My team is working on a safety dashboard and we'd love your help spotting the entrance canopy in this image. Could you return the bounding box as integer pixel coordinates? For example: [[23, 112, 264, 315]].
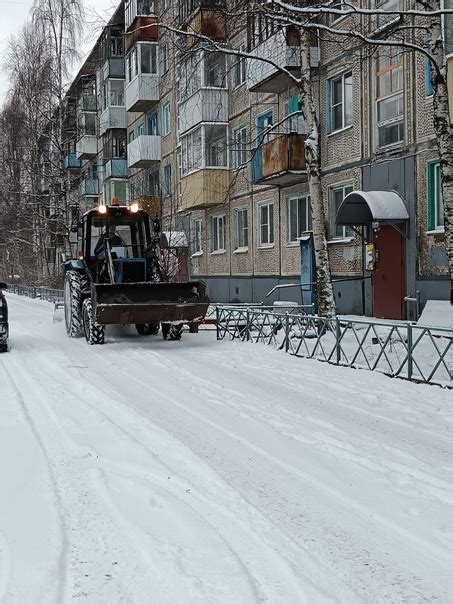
[[336, 190, 409, 226]]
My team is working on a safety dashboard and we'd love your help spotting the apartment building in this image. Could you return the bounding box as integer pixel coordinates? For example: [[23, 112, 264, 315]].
[[61, 0, 451, 319]]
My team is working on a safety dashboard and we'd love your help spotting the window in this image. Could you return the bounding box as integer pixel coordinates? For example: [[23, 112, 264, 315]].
[[330, 184, 354, 239], [376, 47, 404, 147], [104, 179, 128, 205], [328, 72, 352, 133], [147, 111, 158, 135], [211, 215, 225, 252], [137, 123, 145, 136], [193, 219, 202, 253], [149, 170, 160, 196], [287, 196, 312, 244], [159, 42, 168, 74], [424, 33, 433, 96], [109, 80, 125, 106], [234, 208, 248, 249], [80, 112, 96, 136], [126, 43, 157, 83], [258, 202, 274, 247], [161, 101, 170, 136], [427, 161, 444, 230], [444, 0, 453, 56], [204, 52, 226, 88], [181, 125, 227, 175], [128, 130, 134, 143], [232, 125, 247, 169], [112, 136, 126, 158], [374, 0, 401, 30], [231, 43, 246, 88], [284, 95, 304, 134], [163, 164, 172, 197]]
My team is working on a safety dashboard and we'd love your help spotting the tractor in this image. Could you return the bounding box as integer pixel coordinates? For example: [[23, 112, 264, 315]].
[[0, 282, 8, 352], [63, 203, 209, 345]]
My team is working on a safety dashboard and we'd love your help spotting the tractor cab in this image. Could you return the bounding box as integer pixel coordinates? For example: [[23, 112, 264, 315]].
[[0, 282, 8, 352], [80, 205, 161, 285]]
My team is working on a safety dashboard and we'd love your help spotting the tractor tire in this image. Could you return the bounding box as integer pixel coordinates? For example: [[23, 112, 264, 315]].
[[135, 323, 159, 336], [168, 323, 184, 341], [82, 298, 105, 345], [64, 270, 89, 338], [0, 340, 8, 353]]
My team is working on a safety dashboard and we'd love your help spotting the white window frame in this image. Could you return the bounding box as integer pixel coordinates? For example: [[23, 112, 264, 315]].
[[231, 42, 247, 89], [257, 201, 274, 248], [234, 207, 248, 250], [329, 183, 354, 240], [193, 219, 203, 254], [375, 47, 404, 149], [181, 124, 228, 176], [374, 0, 401, 31], [211, 214, 226, 253], [231, 125, 247, 169], [161, 101, 171, 136], [328, 71, 353, 133], [287, 195, 312, 245], [433, 162, 444, 230], [163, 164, 171, 197]]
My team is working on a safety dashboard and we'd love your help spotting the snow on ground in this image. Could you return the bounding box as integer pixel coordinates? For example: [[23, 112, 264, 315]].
[[0, 293, 453, 603], [418, 300, 453, 330]]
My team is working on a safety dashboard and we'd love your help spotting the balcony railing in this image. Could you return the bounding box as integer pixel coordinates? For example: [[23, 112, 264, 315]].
[[127, 135, 161, 168], [99, 106, 127, 135], [104, 158, 128, 179], [125, 74, 159, 112], [100, 57, 125, 81], [252, 134, 307, 186], [80, 178, 99, 197], [179, 88, 228, 134], [178, 0, 226, 26], [76, 135, 97, 159], [180, 168, 229, 211]]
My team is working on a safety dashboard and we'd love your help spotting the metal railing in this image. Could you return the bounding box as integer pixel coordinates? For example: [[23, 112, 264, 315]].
[[216, 306, 453, 388], [9, 284, 63, 303]]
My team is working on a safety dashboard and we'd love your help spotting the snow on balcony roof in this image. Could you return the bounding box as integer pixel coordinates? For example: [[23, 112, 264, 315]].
[[336, 190, 409, 226]]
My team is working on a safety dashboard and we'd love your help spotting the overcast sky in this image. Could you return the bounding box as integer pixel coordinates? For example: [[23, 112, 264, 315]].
[[0, 0, 118, 105]]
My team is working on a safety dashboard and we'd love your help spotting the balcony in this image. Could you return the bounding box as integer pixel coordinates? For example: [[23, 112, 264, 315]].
[[251, 134, 307, 186], [180, 168, 229, 211], [64, 153, 81, 171], [247, 30, 319, 94], [179, 0, 226, 45], [99, 106, 127, 135], [125, 16, 158, 51], [179, 88, 228, 134], [125, 73, 159, 112], [104, 158, 128, 179], [76, 135, 97, 159], [100, 57, 125, 81], [78, 95, 97, 112], [127, 135, 161, 168], [80, 178, 99, 197]]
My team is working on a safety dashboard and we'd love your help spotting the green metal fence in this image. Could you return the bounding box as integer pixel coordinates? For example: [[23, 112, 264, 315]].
[[8, 284, 63, 303], [216, 305, 453, 388]]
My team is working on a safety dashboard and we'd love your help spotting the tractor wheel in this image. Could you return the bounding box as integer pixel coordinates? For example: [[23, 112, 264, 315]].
[[168, 323, 184, 341], [64, 270, 88, 338], [135, 323, 159, 336], [0, 340, 8, 353], [82, 298, 105, 345]]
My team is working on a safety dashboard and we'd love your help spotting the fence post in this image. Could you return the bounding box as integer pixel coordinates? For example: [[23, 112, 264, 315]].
[[335, 317, 341, 364], [246, 308, 250, 341], [216, 306, 220, 340], [285, 312, 290, 353], [407, 322, 413, 380]]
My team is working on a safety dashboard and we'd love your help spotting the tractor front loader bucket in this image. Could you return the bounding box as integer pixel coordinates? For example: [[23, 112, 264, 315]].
[[92, 281, 209, 325]]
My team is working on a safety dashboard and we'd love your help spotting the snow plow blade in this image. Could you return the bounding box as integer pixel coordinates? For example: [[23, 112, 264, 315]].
[[92, 281, 209, 325]]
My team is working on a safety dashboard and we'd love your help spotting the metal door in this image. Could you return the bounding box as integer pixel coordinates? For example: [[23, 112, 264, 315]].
[[373, 224, 405, 320]]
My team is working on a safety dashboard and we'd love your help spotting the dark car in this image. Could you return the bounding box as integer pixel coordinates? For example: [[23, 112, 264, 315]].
[[0, 282, 8, 352]]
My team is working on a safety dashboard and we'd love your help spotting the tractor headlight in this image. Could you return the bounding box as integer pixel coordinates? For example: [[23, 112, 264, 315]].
[[129, 202, 139, 213], [98, 204, 107, 214]]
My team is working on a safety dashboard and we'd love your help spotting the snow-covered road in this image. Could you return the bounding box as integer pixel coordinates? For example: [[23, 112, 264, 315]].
[[0, 293, 452, 603]]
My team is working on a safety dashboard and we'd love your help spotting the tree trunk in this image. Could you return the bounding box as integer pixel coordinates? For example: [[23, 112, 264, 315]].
[[299, 29, 336, 317]]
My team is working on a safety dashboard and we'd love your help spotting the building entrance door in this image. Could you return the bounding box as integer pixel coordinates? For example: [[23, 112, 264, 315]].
[[373, 224, 405, 320]]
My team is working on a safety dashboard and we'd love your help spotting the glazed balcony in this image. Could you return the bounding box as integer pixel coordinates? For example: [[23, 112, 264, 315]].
[[127, 134, 161, 168], [178, 0, 226, 44], [179, 88, 228, 134], [80, 178, 99, 197], [99, 106, 127, 135], [100, 57, 125, 82], [180, 168, 229, 211], [76, 135, 97, 159], [77, 94, 97, 112], [104, 158, 128, 180], [64, 153, 81, 172], [247, 30, 319, 94], [125, 73, 159, 112], [251, 134, 307, 186], [125, 17, 158, 51]]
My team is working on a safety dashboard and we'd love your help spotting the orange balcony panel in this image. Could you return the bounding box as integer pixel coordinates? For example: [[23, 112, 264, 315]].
[[125, 16, 158, 51], [259, 134, 307, 187], [180, 169, 229, 211]]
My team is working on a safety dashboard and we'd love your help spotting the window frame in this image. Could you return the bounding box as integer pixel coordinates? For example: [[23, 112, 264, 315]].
[[257, 201, 274, 248], [427, 160, 444, 231], [211, 214, 226, 253], [193, 218, 203, 254], [234, 207, 249, 250], [231, 125, 247, 169], [329, 183, 354, 240], [163, 164, 172, 197], [287, 195, 312, 245], [327, 71, 353, 134], [181, 124, 228, 176], [231, 42, 247, 89], [375, 46, 404, 148], [161, 100, 171, 136]]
